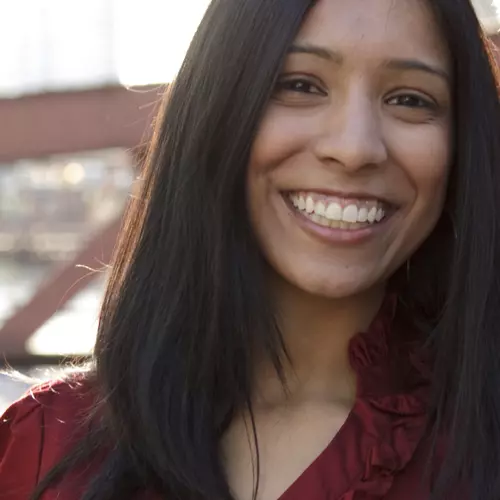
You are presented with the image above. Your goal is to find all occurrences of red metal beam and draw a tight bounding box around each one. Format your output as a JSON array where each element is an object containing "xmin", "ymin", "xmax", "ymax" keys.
[
  {"xmin": 0, "ymin": 84, "xmax": 160, "ymax": 357},
  {"xmin": 0, "ymin": 84, "xmax": 161, "ymax": 163},
  {"xmin": 0, "ymin": 215, "xmax": 123, "ymax": 356}
]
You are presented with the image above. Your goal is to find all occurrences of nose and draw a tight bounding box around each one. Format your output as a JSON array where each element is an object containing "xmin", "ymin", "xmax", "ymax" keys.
[{"xmin": 312, "ymin": 87, "xmax": 388, "ymax": 171}]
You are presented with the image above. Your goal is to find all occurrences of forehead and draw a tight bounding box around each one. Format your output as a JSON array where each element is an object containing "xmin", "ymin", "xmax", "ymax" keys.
[{"xmin": 297, "ymin": 0, "xmax": 450, "ymax": 69}]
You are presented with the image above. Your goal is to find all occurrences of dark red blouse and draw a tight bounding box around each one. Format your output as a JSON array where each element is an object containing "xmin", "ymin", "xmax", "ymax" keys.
[{"xmin": 0, "ymin": 300, "xmax": 444, "ymax": 499}]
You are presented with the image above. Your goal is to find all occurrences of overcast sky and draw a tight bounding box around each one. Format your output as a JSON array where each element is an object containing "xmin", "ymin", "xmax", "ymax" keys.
[{"xmin": 0, "ymin": 0, "xmax": 210, "ymax": 95}]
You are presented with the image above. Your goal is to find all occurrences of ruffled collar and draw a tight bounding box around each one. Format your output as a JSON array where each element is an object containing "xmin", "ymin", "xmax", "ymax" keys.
[
  {"xmin": 343, "ymin": 295, "xmax": 431, "ymax": 499},
  {"xmin": 349, "ymin": 294, "xmax": 430, "ymax": 398},
  {"xmin": 280, "ymin": 294, "xmax": 431, "ymax": 500}
]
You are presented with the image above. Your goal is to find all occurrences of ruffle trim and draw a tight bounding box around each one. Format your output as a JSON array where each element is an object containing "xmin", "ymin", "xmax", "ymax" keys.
[
  {"xmin": 338, "ymin": 393, "xmax": 428, "ymax": 499},
  {"xmin": 339, "ymin": 295, "xmax": 430, "ymax": 499}
]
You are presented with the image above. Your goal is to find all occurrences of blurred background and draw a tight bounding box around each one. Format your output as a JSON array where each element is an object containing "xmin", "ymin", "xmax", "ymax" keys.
[
  {"xmin": 0, "ymin": 0, "xmax": 499, "ymax": 411},
  {"xmin": 0, "ymin": 0, "xmax": 211, "ymax": 409}
]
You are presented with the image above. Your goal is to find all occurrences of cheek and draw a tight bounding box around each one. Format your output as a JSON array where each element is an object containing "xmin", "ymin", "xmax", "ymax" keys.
[
  {"xmin": 246, "ymin": 112, "xmax": 309, "ymax": 269},
  {"xmin": 249, "ymin": 107, "xmax": 314, "ymax": 174},
  {"xmin": 389, "ymin": 124, "xmax": 451, "ymax": 209}
]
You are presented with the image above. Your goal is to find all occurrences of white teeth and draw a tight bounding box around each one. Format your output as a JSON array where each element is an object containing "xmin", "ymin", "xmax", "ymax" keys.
[
  {"xmin": 367, "ymin": 207, "xmax": 377, "ymax": 223},
  {"xmin": 315, "ymin": 201, "xmax": 326, "ymax": 216},
  {"xmin": 289, "ymin": 192, "xmax": 387, "ymax": 227},
  {"xmin": 305, "ymin": 196, "xmax": 315, "ymax": 213},
  {"xmin": 326, "ymin": 202, "xmax": 342, "ymax": 221},
  {"xmin": 357, "ymin": 207, "xmax": 368, "ymax": 223},
  {"xmin": 342, "ymin": 205, "xmax": 358, "ymax": 223}
]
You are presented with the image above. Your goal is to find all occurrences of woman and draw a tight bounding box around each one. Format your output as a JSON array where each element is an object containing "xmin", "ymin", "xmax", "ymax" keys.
[{"xmin": 1, "ymin": 0, "xmax": 500, "ymax": 498}]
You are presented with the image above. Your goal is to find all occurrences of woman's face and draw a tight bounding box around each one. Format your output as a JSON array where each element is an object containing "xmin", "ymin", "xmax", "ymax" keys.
[{"xmin": 247, "ymin": 0, "xmax": 452, "ymax": 298}]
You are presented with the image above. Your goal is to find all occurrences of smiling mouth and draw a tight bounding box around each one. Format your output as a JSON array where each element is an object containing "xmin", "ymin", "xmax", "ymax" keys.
[{"xmin": 287, "ymin": 191, "xmax": 390, "ymax": 230}]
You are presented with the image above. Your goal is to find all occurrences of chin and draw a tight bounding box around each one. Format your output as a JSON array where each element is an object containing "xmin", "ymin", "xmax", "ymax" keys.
[{"xmin": 277, "ymin": 265, "xmax": 383, "ymax": 300}]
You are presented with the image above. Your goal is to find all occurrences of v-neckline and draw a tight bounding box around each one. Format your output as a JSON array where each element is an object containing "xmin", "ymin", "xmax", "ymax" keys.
[
  {"xmin": 273, "ymin": 296, "xmax": 430, "ymax": 500},
  {"xmin": 277, "ymin": 399, "xmax": 360, "ymax": 500}
]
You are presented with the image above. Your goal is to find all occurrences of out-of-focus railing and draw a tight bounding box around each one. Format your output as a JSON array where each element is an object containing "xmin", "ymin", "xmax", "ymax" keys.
[{"xmin": 0, "ymin": 84, "xmax": 160, "ymax": 367}]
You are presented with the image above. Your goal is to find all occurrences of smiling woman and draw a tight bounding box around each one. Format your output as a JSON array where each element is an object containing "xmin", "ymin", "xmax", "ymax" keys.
[
  {"xmin": 248, "ymin": 0, "xmax": 452, "ymax": 303},
  {"xmin": 1, "ymin": 0, "xmax": 500, "ymax": 500}
]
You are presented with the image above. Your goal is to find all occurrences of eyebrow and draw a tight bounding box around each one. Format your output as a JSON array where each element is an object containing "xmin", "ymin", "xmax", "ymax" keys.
[
  {"xmin": 288, "ymin": 43, "xmax": 343, "ymax": 64},
  {"xmin": 384, "ymin": 58, "xmax": 450, "ymax": 82},
  {"xmin": 288, "ymin": 43, "xmax": 450, "ymax": 82}
]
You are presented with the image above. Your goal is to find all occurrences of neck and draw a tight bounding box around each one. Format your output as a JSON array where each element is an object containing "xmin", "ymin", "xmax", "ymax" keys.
[{"xmin": 254, "ymin": 273, "xmax": 385, "ymax": 408}]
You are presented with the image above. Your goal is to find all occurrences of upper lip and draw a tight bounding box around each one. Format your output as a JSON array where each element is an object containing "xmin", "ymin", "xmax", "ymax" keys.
[{"xmin": 286, "ymin": 188, "xmax": 397, "ymax": 207}]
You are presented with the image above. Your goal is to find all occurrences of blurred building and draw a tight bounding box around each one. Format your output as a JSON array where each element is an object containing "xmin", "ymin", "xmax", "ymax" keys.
[{"xmin": 0, "ymin": 0, "xmax": 209, "ymax": 366}]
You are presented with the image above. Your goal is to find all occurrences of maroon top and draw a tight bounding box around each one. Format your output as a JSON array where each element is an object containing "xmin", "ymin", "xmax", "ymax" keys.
[{"xmin": 0, "ymin": 300, "xmax": 445, "ymax": 499}]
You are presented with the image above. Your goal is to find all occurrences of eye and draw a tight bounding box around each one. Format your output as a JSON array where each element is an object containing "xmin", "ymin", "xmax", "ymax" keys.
[
  {"xmin": 386, "ymin": 93, "xmax": 436, "ymax": 109},
  {"xmin": 274, "ymin": 77, "xmax": 326, "ymax": 96}
]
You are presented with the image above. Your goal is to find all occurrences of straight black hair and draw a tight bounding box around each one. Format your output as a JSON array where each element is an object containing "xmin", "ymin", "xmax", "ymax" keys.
[{"xmin": 33, "ymin": 0, "xmax": 500, "ymax": 499}]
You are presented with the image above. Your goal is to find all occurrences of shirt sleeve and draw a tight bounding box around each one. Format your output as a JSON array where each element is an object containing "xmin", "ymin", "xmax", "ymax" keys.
[{"xmin": 0, "ymin": 389, "xmax": 45, "ymax": 500}]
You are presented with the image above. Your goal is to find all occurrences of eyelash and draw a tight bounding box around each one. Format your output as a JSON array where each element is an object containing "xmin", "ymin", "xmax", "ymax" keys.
[
  {"xmin": 385, "ymin": 94, "xmax": 436, "ymax": 110},
  {"xmin": 274, "ymin": 77, "xmax": 437, "ymax": 110},
  {"xmin": 274, "ymin": 78, "xmax": 326, "ymax": 96}
]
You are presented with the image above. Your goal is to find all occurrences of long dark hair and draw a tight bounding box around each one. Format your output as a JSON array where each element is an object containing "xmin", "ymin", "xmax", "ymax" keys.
[{"xmin": 33, "ymin": 0, "xmax": 500, "ymax": 499}]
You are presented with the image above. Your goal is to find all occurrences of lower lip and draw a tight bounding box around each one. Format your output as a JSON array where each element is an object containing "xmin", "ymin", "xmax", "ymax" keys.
[{"xmin": 283, "ymin": 196, "xmax": 392, "ymax": 244}]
